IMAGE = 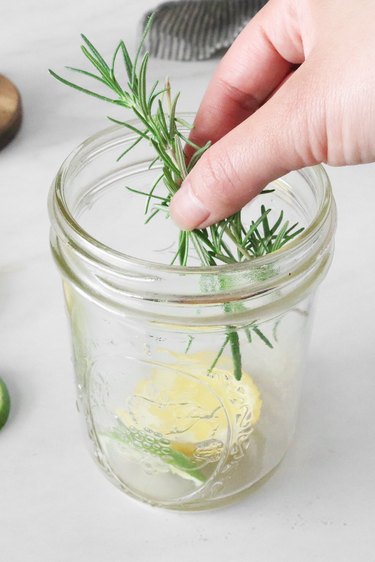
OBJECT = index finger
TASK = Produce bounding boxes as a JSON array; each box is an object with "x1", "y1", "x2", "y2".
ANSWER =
[{"x1": 189, "y1": 0, "x2": 305, "y2": 149}]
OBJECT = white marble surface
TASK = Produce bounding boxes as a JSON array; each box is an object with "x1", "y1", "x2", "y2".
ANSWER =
[{"x1": 1, "y1": 1, "x2": 375, "y2": 560}]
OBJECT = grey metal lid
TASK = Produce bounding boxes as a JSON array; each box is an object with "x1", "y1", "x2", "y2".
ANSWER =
[{"x1": 141, "y1": 0, "x2": 267, "y2": 61}]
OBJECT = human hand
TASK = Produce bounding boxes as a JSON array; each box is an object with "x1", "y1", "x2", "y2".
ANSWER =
[{"x1": 170, "y1": 0, "x2": 375, "y2": 230}]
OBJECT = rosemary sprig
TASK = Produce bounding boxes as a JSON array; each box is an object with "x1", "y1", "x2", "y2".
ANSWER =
[{"x1": 49, "y1": 15, "x2": 304, "y2": 381}]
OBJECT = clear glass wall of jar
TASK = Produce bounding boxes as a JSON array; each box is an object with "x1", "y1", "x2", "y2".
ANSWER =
[{"x1": 49, "y1": 120, "x2": 336, "y2": 510}]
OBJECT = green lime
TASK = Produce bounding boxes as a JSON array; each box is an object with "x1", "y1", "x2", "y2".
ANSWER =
[{"x1": 0, "y1": 378, "x2": 11, "y2": 430}]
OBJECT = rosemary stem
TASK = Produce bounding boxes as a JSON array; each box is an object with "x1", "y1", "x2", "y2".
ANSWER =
[
  {"x1": 190, "y1": 232, "x2": 211, "y2": 266},
  {"x1": 223, "y1": 226, "x2": 253, "y2": 261},
  {"x1": 228, "y1": 329, "x2": 242, "y2": 381}
]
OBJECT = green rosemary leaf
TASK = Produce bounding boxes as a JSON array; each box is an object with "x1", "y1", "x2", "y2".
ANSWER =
[
  {"x1": 156, "y1": 99, "x2": 170, "y2": 141},
  {"x1": 209, "y1": 225, "x2": 219, "y2": 252},
  {"x1": 116, "y1": 135, "x2": 144, "y2": 161},
  {"x1": 111, "y1": 41, "x2": 133, "y2": 98},
  {"x1": 233, "y1": 212, "x2": 243, "y2": 239},
  {"x1": 285, "y1": 226, "x2": 305, "y2": 241},
  {"x1": 252, "y1": 226, "x2": 270, "y2": 255},
  {"x1": 285, "y1": 223, "x2": 305, "y2": 239},
  {"x1": 131, "y1": 105, "x2": 155, "y2": 131},
  {"x1": 65, "y1": 66, "x2": 108, "y2": 85},
  {"x1": 148, "y1": 88, "x2": 168, "y2": 112},
  {"x1": 240, "y1": 220, "x2": 247, "y2": 236},
  {"x1": 175, "y1": 117, "x2": 194, "y2": 129},
  {"x1": 80, "y1": 39, "x2": 124, "y2": 100},
  {"x1": 162, "y1": 166, "x2": 179, "y2": 194},
  {"x1": 190, "y1": 232, "x2": 214, "y2": 266},
  {"x1": 173, "y1": 136, "x2": 188, "y2": 177},
  {"x1": 148, "y1": 156, "x2": 160, "y2": 170},
  {"x1": 147, "y1": 80, "x2": 162, "y2": 112},
  {"x1": 145, "y1": 174, "x2": 164, "y2": 214},
  {"x1": 176, "y1": 131, "x2": 201, "y2": 150},
  {"x1": 242, "y1": 208, "x2": 272, "y2": 246},
  {"x1": 284, "y1": 222, "x2": 299, "y2": 236},
  {"x1": 187, "y1": 141, "x2": 211, "y2": 172},
  {"x1": 184, "y1": 335, "x2": 194, "y2": 354},
  {"x1": 211, "y1": 253, "x2": 236, "y2": 265},
  {"x1": 252, "y1": 326, "x2": 273, "y2": 348},
  {"x1": 150, "y1": 140, "x2": 181, "y2": 179},
  {"x1": 111, "y1": 41, "x2": 123, "y2": 75},
  {"x1": 269, "y1": 210, "x2": 284, "y2": 236},
  {"x1": 192, "y1": 228, "x2": 216, "y2": 253},
  {"x1": 171, "y1": 234, "x2": 183, "y2": 265},
  {"x1": 81, "y1": 45, "x2": 109, "y2": 80},
  {"x1": 132, "y1": 13, "x2": 154, "y2": 84},
  {"x1": 260, "y1": 204, "x2": 271, "y2": 239},
  {"x1": 155, "y1": 108, "x2": 169, "y2": 145},
  {"x1": 48, "y1": 70, "x2": 119, "y2": 104},
  {"x1": 180, "y1": 231, "x2": 189, "y2": 266},
  {"x1": 169, "y1": 93, "x2": 180, "y2": 137},
  {"x1": 125, "y1": 186, "x2": 166, "y2": 201},
  {"x1": 138, "y1": 52, "x2": 150, "y2": 114},
  {"x1": 119, "y1": 41, "x2": 133, "y2": 81},
  {"x1": 152, "y1": 203, "x2": 169, "y2": 214},
  {"x1": 245, "y1": 327, "x2": 252, "y2": 343},
  {"x1": 148, "y1": 79, "x2": 159, "y2": 100},
  {"x1": 219, "y1": 239, "x2": 236, "y2": 260},
  {"x1": 217, "y1": 221, "x2": 228, "y2": 249},
  {"x1": 144, "y1": 208, "x2": 160, "y2": 224},
  {"x1": 272, "y1": 221, "x2": 290, "y2": 251},
  {"x1": 208, "y1": 335, "x2": 230, "y2": 374},
  {"x1": 223, "y1": 225, "x2": 253, "y2": 261},
  {"x1": 81, "y1": 34, "x2": 110, "y2": 73},
  {"x1": 107, "y1": 116, "x2": 149, "y2": 138}
]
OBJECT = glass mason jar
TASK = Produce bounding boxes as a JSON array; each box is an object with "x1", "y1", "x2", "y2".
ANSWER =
[{"x1": 49, "y1": 119, "x2": 336, "y2": 510}]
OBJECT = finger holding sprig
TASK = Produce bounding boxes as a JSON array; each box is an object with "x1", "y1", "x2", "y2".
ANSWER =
[{"x1": 172, "y1": 0, "x2": 375, "y2": 230}]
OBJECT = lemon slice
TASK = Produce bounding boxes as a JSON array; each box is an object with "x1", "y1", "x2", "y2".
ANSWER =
[
  {"x1": 0, "y1": 378, "x2": 11, "y2": 430},
  {"x1": 117, "y1": 351, "x2": 262, "y2": 461}
]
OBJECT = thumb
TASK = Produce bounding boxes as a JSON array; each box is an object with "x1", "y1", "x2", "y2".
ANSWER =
[{"x1": 170, "y1": 65, "x2": 324, "y2": 230}]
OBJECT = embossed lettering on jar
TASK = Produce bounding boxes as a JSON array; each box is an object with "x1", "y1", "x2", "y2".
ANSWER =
[{"x1": 49, "y1": 120, "x2": 336, "y2": 510}]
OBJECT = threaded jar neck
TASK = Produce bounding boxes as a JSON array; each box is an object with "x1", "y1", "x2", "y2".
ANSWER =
[{"x1": 49, "y1": 121, "x2": 336, "y2": 324}]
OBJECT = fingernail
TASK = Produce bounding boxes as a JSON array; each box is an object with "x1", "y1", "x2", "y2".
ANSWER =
[{"x1": 170, "y1": 182, "x2": 210, "y2": 230}]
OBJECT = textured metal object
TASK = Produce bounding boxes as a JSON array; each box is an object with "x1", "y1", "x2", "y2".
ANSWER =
[{"x1": 141, "y1": 0, "x2": 267, "y2": 61}]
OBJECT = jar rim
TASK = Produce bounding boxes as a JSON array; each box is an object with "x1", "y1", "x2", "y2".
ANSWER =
[{"x1": 50, "y1": 120, "x2": 334, "y2": 277}]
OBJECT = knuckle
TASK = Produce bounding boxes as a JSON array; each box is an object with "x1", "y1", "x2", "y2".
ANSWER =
[{"x1": 216, "y1": 76, "x2": 261, "y2": 114}]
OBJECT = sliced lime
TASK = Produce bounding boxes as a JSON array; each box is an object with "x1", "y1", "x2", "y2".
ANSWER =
[
  {"x1": 107, "y1": 422, "x2": 206, "y2": 484},
  {"x1": 0, "y1": 378, "x2": 11, "y2": 430}
]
